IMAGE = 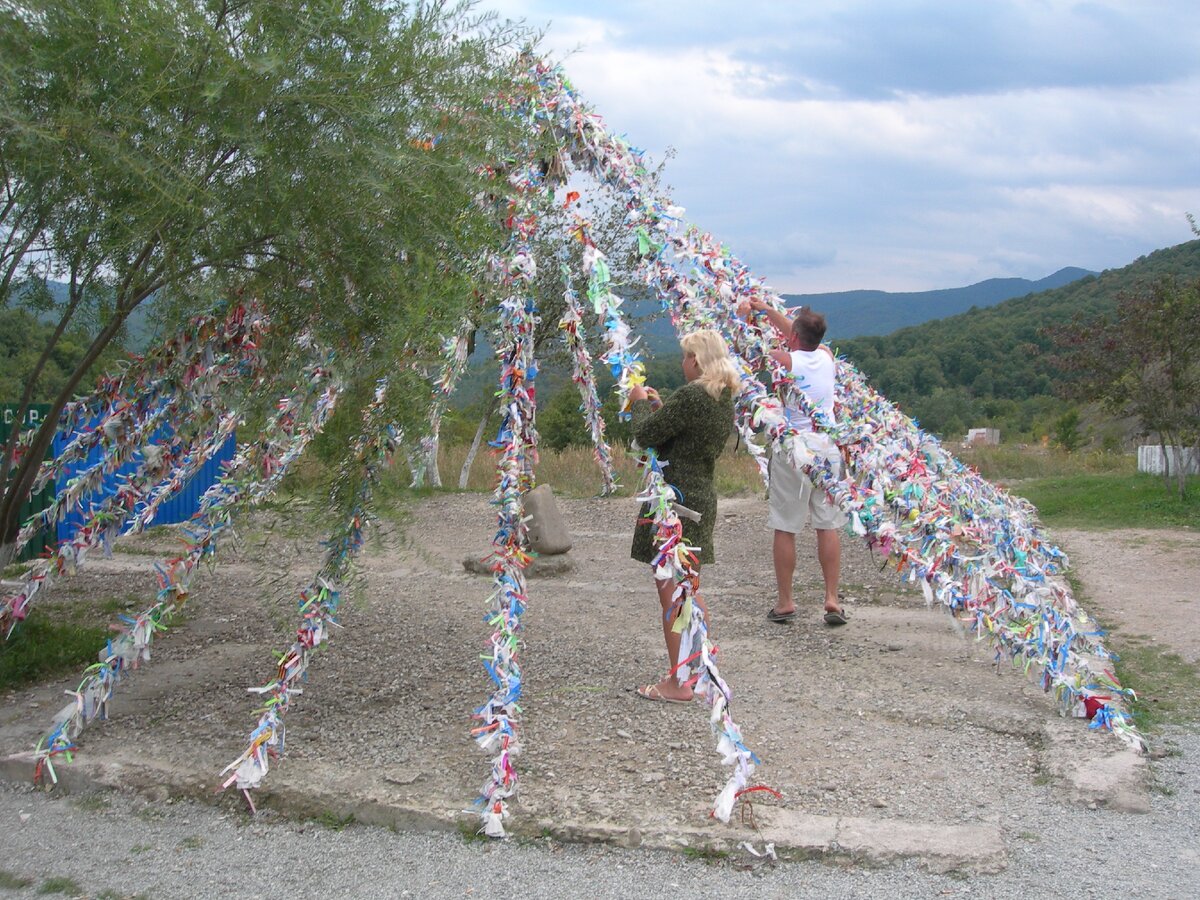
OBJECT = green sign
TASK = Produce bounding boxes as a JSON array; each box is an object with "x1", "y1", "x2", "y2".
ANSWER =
[{"x1": 0, "y1": 403, "x2": 54, "y2": 562}]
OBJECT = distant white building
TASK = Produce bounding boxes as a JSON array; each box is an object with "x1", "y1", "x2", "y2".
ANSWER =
[
  {"x1": 964, "y1": 427, "x2": 1000, "y2": 447},
  {"x1": 1138, "y1": 445, "x2": 1200, "y2": 476}
]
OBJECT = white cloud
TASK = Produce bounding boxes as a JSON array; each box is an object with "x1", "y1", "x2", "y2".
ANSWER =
[{"x1": 486, "y1": 1, "x2": 1200, "y2": 291}]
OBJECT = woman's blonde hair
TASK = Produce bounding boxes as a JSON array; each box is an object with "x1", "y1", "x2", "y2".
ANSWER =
[{"x1": 681, "y1": 329, "x2": 740, "y2": 399}]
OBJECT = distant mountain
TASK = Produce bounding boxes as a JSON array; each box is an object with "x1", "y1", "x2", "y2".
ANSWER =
[
  {"x1": 836, "y1": 239, "x2": 1200, "y2": 438},
  {"x1": 18, "y1": 280, "x2": 159, "y2": 352},
  {"x1": 782, "y1": 267, "x2": 1095, "y2": 340}
]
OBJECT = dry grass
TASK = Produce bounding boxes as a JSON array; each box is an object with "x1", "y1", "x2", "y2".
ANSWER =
[
  {"x1": 284, "y1": 439, "x2": 1139, "y2": 507},
  {"x1": 436, "y1": 440, "x2": 766, "y2": 499},
  {"x1": 958, "y1": 445, "x2": 1135, "y2": 481}
]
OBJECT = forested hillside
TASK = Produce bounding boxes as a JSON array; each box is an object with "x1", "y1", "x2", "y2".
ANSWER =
[
  {"x1": 784, "y1": 267, "x2": 1093, "y2": 339},
  {"x1": 837, "y1": 239, "x2": 1200, "y2": 439}
]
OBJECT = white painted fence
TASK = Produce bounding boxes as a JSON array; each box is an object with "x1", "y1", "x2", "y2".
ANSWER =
[{"x1": 1137, "y1": 445, "x2": 1200, "y2": 476}]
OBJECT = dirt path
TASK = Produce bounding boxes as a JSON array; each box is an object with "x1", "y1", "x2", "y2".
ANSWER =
[
  {"x1": 0, "y1": 492, "x2": 1174, "y2": 868},
  {"x1": 1051, "y1": 527, "x2": 1200, "y2": 664}
]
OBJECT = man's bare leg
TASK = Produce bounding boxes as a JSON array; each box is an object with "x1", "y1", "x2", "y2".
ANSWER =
[
  {"x1": 816, "y1": 527, "x2": 842, "y2": 614},
  {"x1": 771, "y1": 529, "x2": 797, "y2": 616}
]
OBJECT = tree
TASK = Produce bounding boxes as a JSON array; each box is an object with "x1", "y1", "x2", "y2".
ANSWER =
[
  {"x1": 0, "y1": 0, "x2": 532, "y2": 562},
  {"x1": 1052, "y1": 408, "x2": 1084, "y2": 452},
  {"x1": 1051, "y1": 277, "x2": 1200, "y2": 498}
]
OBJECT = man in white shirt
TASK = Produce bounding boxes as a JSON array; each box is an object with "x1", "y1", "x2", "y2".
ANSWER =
[{"x1": 741, "y1": 299, "x2": 848, "y2": 626}]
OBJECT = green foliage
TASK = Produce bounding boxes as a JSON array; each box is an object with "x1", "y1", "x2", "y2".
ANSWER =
[
  {"x1": 0, "y1": 610, "x2": 108, "y2": 690},
  {"x1": 1110, "y1": 638, "x2": 1200, "y2": 731},
  {"x1": 536, "y1": 377, "x2": 635, "y2": 451},
  {"x1": 1016, "y1": 473, "x2": 1200, "y2": 529},
  {"x1": 0, "y1": 0, "x2": 535, "y2": 547},
  {"x1": 0, "y1": 870, "x2": 34, "y2": 890},
  {"x1": 36, "y1": 877, "x2": 85, "y2": 896},
  {"x1": 1050, "y1": 276, "x2": 1200, "y2": 499},
  {"x1": 1052, "y1": 409, "x2": 1084, "y2": 452},
  {"x1": 836, "y1": 240, "x2": 1200, "y2": 439},
  {"x1": 0, "y1": 308, "x2": 124, "y2": 403}
]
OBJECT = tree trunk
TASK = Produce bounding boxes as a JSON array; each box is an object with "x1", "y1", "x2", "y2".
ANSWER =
[
  {"x1": 1158, "y1": 437, "x2": 1171, "y2": 493},
  {"x1": 410, "y1": 435, "x2": 442, "y2": 489},
  {"x1": 0, "y1": 273, "x2": 87, "y2": 484},
  {"x1": 427, "y1": 433, "x2": 442, "y2": 488},
  {"x1": 459, "y1": 397, "x2": 498, "y2": 490},
  {"x1": 0, "y1": 309, "x2": 131, "y2": 546},
  {"x1": 1171, "y1": 443, "x2": 1188, "y2": 500}
]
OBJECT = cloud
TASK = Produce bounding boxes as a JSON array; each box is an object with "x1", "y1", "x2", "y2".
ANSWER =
[
  {"x1": 502, "y1": 1, "x2": 1200, "y2": 98},
  {"x1": 486, "y1": 1, "x2": 1200, "y2": 291}
]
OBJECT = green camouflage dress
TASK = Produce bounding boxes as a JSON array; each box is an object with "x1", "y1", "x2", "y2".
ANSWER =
[{"x1": 629, "y1": 381, "x2": 734, "y2": 566}]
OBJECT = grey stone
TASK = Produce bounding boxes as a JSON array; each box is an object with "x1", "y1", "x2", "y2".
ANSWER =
[
  {"x1": 524, "y1": 484, "x2": 573, "y2": 555},
  {"x1": 461, "y1": 553, "x2": 575, "y2": 578}
]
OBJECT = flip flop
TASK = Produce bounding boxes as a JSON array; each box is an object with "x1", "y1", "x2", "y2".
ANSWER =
[
  {"x1": 635, "y1": 684, "x2": 692, "y2": 704},
  {"x1": 766, "y1": 608, "x2": 796, "y2": 624},
  {"x1": 823, "y1": 609, "x2": 848, "y2": 626}
]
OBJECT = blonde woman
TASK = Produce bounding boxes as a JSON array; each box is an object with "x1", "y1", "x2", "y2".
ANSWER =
[{"x1": 627, "y1": 329, "x2": 740, "y2": 703}]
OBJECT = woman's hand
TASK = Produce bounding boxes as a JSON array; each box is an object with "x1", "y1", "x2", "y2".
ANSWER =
[{"x1": 629, "y1": 385, "x2": 662, "y2": 410}]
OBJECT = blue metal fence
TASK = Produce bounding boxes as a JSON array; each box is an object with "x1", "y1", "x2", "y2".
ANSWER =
[{"x1": 52, "y1": 427, "x2": 236, "y2": 543}]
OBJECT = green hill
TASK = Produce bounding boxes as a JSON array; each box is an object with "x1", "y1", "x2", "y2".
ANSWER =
[
  {"x1": 784, "y1": 267, "x2": 1094, "y2": 339},
  {"x1": 836, "y1": 239, "x2": 1200, "y2": 439}
]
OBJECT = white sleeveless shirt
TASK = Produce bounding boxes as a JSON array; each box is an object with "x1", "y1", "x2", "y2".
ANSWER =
[{"x1": 784, "y1": 347, "x2": 837, "y2": 434}]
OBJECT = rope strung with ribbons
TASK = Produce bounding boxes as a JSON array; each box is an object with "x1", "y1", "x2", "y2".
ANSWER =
[
  {"x1": 29, "y1": 345, "x2": 340, "y2": 785},
  {"x1": 219, "y1": 376, "x2": 394, "y2": 810},
  {"x1": 526, "y1": 58, "x2": 1144, "y2": 753}
]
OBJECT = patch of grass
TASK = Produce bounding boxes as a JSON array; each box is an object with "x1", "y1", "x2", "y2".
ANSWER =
[
  {"x1": 456, "y1": 819, "x2": 489, "y2": 844},
  {"x1": 129, "y1": 844, "x2": 154, "y2": 855},
  {"x1": 273, "y1": 432, "x2": 765, "y2": 510},
  {"x1": 0, "y1": 611, "x2": 108, "y2": 691},
  {"x1": 311, "y1": 810, "x2": 355, "y2": 831},
  {"x1": 0, "y1": 869, "x2": 34, "y2": 889},
  {"x1": 178, "y1": 835, "x2": 204, "y2": 850},
  {"x1": 1014, "y1": 473, "x2": 1199, "y2": 529},
  {"x1": 406, "y1": 439, "x2": 765, "y2": 500},
  {"x1": 37, "y1": 876, "x2": 85, "y2": 895},
  {"x1": 97, "y1": 594, "x2": 139, "y2": 616},
  {"x1": 682, "y1": 845, "x2": 730, "y2": 864},
  {"x1": 1110, "y1": 637, "x2": 1200, "y2": 731},
  {"x1": 1068, "y1": 571, "x2": 1200, "y2": 732},
  {"x1": 70, "y1": 793, "x2": 111, "y2": 812}
]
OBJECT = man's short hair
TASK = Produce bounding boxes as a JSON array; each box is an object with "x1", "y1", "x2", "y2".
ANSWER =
[{"x1": 791, "y1": 307, "x2": 827, "y2": 350}]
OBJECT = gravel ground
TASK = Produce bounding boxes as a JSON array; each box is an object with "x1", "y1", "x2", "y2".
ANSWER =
[
  {"x1": 0, "y1": 725, "x2": 1197, "y2": 899},
  {"x1": 1, "y1": 492, "x2": 1197, "y2": 896}
]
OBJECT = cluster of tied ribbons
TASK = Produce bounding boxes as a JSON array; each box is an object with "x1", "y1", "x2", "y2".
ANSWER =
[
  {"x1": 4, "y1": 52, "x2": 1143, "y2": 837},
  {"x1": 0, "y1": 302, "x2": 345, "y2": 785},
  {"x1": 466, "y1": 67, "x2": 769, "y2": 839},
  {"x1": 523, "y1": 58, "x2": 1143, "y2": 755}
]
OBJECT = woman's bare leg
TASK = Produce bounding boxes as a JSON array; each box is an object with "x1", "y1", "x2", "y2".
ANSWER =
[{"x1": 640, "y1": 574, "x2": 707, "y2": 702}]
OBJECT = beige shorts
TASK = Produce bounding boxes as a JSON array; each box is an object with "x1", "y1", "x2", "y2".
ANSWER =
[{"x1": 767, "y1": 452, "x2": 848, "y2": 533}]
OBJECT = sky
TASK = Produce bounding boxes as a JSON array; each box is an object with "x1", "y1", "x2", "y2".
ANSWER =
[{"x1": 488, "y1": 0, "x2": 1200, "y2": 293}]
